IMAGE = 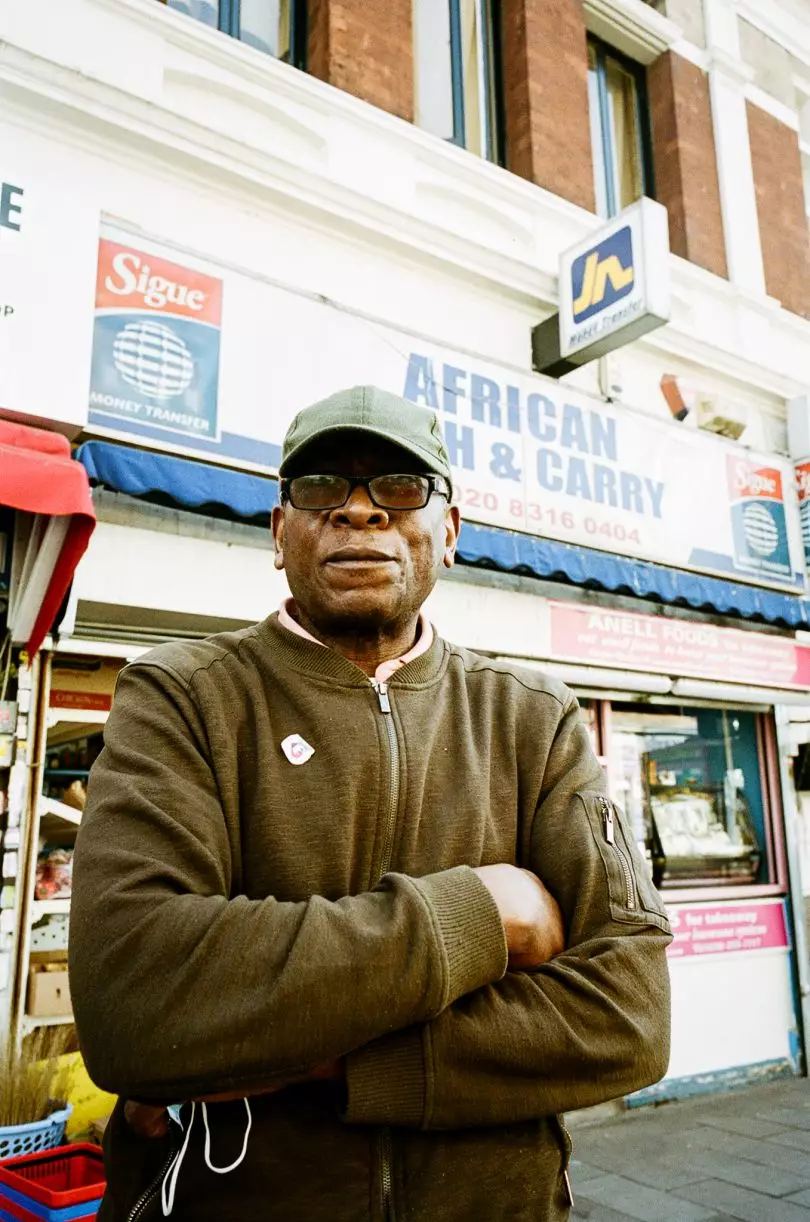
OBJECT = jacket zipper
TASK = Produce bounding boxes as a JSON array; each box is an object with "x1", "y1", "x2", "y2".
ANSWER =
[
  {"x1": 371, "y1": 680, "x2": 399, "y2": 883},
  {"x1": 600, "y1": 796, "x2": 637, "y2": 910},
  {"x1": 126, "y1": 1146, "x2": 179, "y2": 1222},
  {"x1": 371, "y1": 678, "x2": 399, "y2": 1222}
]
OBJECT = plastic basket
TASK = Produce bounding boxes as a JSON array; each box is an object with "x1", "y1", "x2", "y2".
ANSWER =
[
  {"x1": 0, "y1": 1190, "x2": 99, "y2": 1222},
  {"x1": 0, "y1": 1146, "x2": 104, "y2": 1209},
  {"x1": 0, "y1": 1111, "x2": 72, "y2": 1162}
]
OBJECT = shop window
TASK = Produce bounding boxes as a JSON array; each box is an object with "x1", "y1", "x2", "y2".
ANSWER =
[
  {"x1": 610, "y1": 703, "x2": 770, "y2": 889},
  {"x1": 412, "y1": 0, "x2": 503, "y2": 163},
  {"x1": 164, "y1": 0, "x2": 307, "y2": 65},
  {"x1": 587, "y1": 37, "x2": 654, "y2": 218}
]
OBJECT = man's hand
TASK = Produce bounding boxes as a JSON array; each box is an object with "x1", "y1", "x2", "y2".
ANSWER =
[{"x1": 473, "y1": 865, "x2": 565, "y2": 969}]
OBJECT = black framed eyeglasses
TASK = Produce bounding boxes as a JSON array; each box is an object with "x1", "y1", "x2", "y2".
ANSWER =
[{"x1": 280, "y1": 473, "x2": 451, "y2": 511}]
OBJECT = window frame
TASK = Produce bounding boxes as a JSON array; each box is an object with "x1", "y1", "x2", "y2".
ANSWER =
[
  {"x1": 416, "y1": 0, "x2": 504, "y2": 165},
  {"x1": 596, "y1": 696, "x2": 788, "y2": 902},
  {"x1": 587, "y1": 34, "x2": 655, "y2": 218},
  {"x1": 174, "y1": 0, "x2": 308, "y2": 68}
]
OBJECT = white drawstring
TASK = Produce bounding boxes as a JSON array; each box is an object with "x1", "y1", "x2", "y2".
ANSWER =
[
  {"x1": 161, "y1": 1101, "x2": 195, "y2": 1217},
  {"x1": 161, "y1": 1099, "x2": 253, "y2": 1216},
  {"x1": 203, "y1": 1099, "x2": 252, "y2": 1174}
]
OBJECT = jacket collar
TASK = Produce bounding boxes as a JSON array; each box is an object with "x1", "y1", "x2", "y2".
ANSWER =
[{"x1": 257, "y1": 612, "x2": 447, "y2": 688}]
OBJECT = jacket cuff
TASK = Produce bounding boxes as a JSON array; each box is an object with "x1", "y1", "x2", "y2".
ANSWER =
[
  {"x1": 343, "y1": 1026, "x2": 426, "y2": 1126},
  {"x1": 411, "y1": 865, "x2": 508, "y2": 1009}
]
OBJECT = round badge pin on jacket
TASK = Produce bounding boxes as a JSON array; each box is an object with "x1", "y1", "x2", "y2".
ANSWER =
[{"x1": 281, "y1": 734, "x2": 315, "y2": 765}]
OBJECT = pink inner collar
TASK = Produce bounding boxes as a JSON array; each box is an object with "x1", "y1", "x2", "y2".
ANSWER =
[{"x1": 278, "y1": 599, "x2": 434, "y2": 683}]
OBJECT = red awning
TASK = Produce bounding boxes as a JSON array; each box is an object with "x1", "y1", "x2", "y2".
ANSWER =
[{"x1": 0, "y1": 419, "x2": 96, "y2": 656}]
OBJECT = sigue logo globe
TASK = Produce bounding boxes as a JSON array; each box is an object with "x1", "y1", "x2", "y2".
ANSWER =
[
  {"x1": 113, "y1": 320, "x2": 195, "y2": 400},
  {"x1": 742, "y1": 502, "x2": 779, "y2": 557}
]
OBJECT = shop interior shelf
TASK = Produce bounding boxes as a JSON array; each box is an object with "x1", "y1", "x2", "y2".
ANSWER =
[
  {"x1": 47, "y1": 708, "x2": 109, "y2": 726},
  {"x1": 21, "y1": 1013, "x2": 74, "y2": 1036},
  {"x1": 43, "y1": 769, "x2": 91, "y2": 779},
  {"x1": 37, "y1": 798, "x2": 82, "y2": 827},
  {"x1": 31, "y1": 898, "x2": 71, "y2": 918}
]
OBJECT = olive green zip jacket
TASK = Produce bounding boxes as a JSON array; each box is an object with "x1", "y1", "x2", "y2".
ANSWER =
[{"x1": 69, "y1": 614, "x2": 672, "y2": 1222}]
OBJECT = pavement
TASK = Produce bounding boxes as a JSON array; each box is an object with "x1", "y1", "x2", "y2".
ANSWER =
[{"x1": 567, "y1": 1076, "x2": 810, "y2": 1221}]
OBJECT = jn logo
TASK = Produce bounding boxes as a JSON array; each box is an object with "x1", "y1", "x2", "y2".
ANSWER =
[{"x1": 572, "y1": 226, "x2": 635, "y2": 323}]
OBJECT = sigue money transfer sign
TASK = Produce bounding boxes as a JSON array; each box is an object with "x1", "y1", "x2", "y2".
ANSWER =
[
  {"x1": 85, "y1": 230, "x2": 805, "y2": 593},
  {"x1": 89, "y1": 227, "x2": 222, "y2": 443}
]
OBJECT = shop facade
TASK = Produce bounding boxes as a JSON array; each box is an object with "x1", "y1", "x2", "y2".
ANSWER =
[{"x1": 2, "y1": 0, "x2": 810, "y2": 1106}]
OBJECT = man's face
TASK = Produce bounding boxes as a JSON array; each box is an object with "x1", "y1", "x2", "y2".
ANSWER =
[{"x1": 272, "y1": 434, "x2": 460, "y2": 634}]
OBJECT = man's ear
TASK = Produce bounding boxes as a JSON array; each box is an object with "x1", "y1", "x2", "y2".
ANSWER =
[
  {"x1": 271, "y1": 505, "x2": 285, "y2": 571},
  {"x1": 443, "y1": 504, "x2": 461, "y2": 569}
]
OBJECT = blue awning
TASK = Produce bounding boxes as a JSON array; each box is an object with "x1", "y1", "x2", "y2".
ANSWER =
[
  {"x1": 456, "y1": 523, "x2": 810, "y2": 628},
  {"x1": 76, "y1": 440, "x2": 277, "y2": 522},
  {"x1": 76, "y1": 441, "x2": 810, "y2": 629}
]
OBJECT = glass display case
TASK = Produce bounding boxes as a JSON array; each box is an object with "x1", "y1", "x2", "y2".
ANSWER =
[{"x1": 610, "y1": 703, "x2": 766, "y2": 889}]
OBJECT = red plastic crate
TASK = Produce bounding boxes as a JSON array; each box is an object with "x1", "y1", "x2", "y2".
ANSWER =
[
  {"x1": 0, "y1": 1193, "x2": 98, "y2": 1222},
  {"x1": 0, "y1": 1147, "x2": 104, "y2": 1209}
]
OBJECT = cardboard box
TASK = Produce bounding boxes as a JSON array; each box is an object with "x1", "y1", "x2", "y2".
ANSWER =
[{"x1": 27, "y1": 966, "x2": 72, "y2": 1017}]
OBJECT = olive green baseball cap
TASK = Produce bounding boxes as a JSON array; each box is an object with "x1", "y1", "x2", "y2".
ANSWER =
[{"x1": 279, "y1": 386, "x2": 452, "y2": 488}]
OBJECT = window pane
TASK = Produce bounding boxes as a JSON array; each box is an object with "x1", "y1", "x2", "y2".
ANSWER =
[
  {"x1": 480, "y1": 0, "x2": 499, "y2": 162},
  {"x1": 610, "y1": 703, "x2": 768, "y2": 889},
  {"x1": 578, "y1": 699, "x2": 599, "y2": 757},
  {"x1": 605, "y1": 55, "x2": 644, "y2": 210},
  {"x1": 239, "y1": 0, "x2": 290, "y2": 58},
  {"x1": 166, "y1": 0, "x2": 218, "y2": 28},
  {"x1": 460, "y1": 0, "x2": 482, "y2": 156},
  {"x1": 587, "y1": 42, "x2": 610, "y2": 218},
  {"x1": 413, "y1": 0, "x2": 455, "y2": 141}
]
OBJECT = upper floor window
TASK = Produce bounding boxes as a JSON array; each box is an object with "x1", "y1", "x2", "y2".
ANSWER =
[
  {"x1": 165, "y1": 0, "x2": 306, "y2": 65},
  {"x1": 587, "y1": 36, "x2": 654, "y2": 218},
  {"x1": 413, "y1": 0, "x2": 502, "y2": 163}
]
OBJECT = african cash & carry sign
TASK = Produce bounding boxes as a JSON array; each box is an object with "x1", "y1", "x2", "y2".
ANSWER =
[{"x1": 84, "y1": 229, "x2": 804, "y2": 593}]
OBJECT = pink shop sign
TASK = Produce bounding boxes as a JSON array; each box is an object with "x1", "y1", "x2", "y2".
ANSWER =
[
  {"x1": 548, "y1": 601, "x2": 810, "y2": 689},
  {"x1": 666, "y1": 901, "x2": 789, "y2": 959}
]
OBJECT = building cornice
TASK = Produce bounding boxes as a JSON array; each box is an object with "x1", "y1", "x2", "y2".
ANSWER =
[
  {"x1": 737, "y1": 0, "x2": 810, "y2": 73},
  {"x1": 582, "y1": 0, "x2": 682, "y2": 64}
]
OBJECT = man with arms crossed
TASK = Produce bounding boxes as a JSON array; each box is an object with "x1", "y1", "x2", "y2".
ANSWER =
[{"x1": 70, "y1": 386, "x2": 672, "y2": 1222}]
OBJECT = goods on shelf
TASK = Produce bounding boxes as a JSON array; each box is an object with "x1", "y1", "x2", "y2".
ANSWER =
[
  {"x1": 26, "y1": 967, "x2": 71, "y2": 1019},
  {"x1": 34, "y1": 849, "x2": 72, "y2": 903},
  {"x1": 649, "y1": 786, "x2": 761, "y2": 886},
  {"x1": 30, "y1": 918, "x2": 69, "y2": 955}
]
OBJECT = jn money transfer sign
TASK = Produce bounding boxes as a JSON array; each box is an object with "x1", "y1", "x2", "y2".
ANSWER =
[
  {"x1": 89, "y1": 229, "x2": 222, "y2": 443},
  {"x1": 558, "y1": 198, "x2": 671, "y2": 363}
]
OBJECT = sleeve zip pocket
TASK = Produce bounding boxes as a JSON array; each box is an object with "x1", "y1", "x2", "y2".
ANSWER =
[
  {"x1": 578, "y1": 791, "x2": 671, "y2": 933},
  {"x1": 600, "y1": 796, "x2": 637, "y2": 911}
]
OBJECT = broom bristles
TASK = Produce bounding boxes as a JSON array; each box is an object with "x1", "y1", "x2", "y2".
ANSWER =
[{"x1": 0, "y1": 1027, "x2": 74, "y2": 1129}]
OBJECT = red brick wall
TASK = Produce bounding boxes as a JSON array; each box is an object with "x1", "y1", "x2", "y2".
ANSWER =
[
  {"x1": 307, "y1": 0, "x2": 413, "y2": 123},
  {"x1": 748, "y1": 102, "x2": 810, "y2": 319},
  {"x1": 500, "y1": 0, "x2": 595, "y2": 211},
  {"x1": 648, "y1": 52, "x2": 727, "y2": 278}
]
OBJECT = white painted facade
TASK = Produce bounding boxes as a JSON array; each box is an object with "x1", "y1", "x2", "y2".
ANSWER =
[{"x1": 3, "y1": 0, "x2": 810, "y2": 1093}]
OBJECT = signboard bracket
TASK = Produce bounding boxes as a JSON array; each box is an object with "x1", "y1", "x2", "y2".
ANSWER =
[{"x1": 531, "y1": 314, "x2": 578, "y2": 380}]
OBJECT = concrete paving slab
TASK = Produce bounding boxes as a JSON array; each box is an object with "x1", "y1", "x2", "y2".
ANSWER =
[
  {"x1": 569, "y1": 1159, "x2": 611, "y2": 1189},
  {"x1": 686, "y1": 1147, "x2": 810, "y2": 1197},
  {"x1": 766, "y1": 1129, "x2": 810, "y2": 1153},
  {"x1": 663, "y1": 1121, "x2": 810, "y2": 1175},
  {"x1": 569, "y1": 1079, "x2": 810, "y2": 1221},
  {"x1": 764, "y1": 1111, "x2": 810, "y2": 1132},
  {"x1": 577, "y1": 1174, "x2": 718, "y2": 1221},
  {"x1": 572, "y1": 1200, "x2": 638, "y2": 1222},
  {"x1": 696, "y1": 1116, "x2": 791, "y2": 1139},
  {"x1": 674, "y1": 1179, "x2": 810, "y2": 1221}
]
